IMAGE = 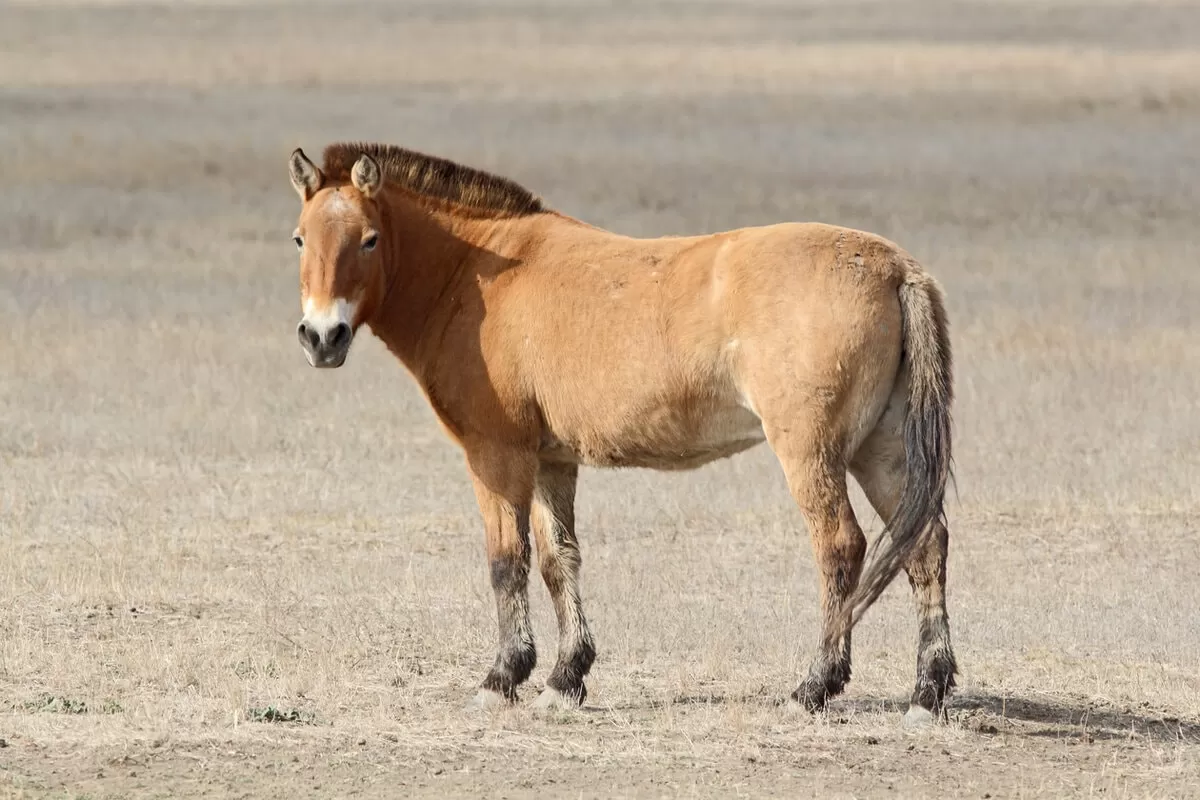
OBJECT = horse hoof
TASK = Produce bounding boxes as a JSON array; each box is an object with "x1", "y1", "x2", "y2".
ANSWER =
[
  {"x1": 903, "y1": 704, "x2": 936, "y2": 729},
  {"x1": 531, "y1": 686, "x2": 583, "y2": 713},
  {"x1": 790, "y1": 682, "x2": 831, "y2": 713},
  {"x1": 465, "y1": 688, "x2": 510, "y2": 712}
]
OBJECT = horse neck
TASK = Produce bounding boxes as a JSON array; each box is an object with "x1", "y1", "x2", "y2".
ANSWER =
[{"x1": 365, "y1": 191, "x2": 539, "y2": 371}]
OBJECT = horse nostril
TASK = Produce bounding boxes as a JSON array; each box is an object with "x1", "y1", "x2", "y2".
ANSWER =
[
  {"x1": 297, "y1": 322, "x2": 320, "y2": 350},
  {"x1": 327, "y1": 322, "x2": 351, "y2": 350}
]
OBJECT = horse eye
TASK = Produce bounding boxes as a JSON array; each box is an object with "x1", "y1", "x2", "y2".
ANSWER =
[
  {"x1": 293, "y1": 235, "x2": 304, "y2": 250},
  {"x1": 362, "y1": 233, "x2": 378, "y2": 252}
]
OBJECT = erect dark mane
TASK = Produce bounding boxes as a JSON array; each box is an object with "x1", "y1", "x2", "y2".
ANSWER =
[{"x1": 321, "y1": 142, "x2": 545, "y2": 216}]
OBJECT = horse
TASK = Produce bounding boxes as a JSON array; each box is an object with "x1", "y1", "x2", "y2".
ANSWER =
[{"x1": 286, "y1": 142, "x2": 956, "y2": 725}]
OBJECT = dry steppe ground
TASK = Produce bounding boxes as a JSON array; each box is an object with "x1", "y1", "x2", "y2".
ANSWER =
[{"x1": 2, "y1": 1, "x2": 1199, "y2": 797}]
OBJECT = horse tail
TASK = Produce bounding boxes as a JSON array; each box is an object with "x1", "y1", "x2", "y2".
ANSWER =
[{"x1": 829, "y1": 264, "x2": 953, "y2": 644}]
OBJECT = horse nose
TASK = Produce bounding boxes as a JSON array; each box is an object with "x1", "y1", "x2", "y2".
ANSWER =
[
  {"x1": 297, "y1": 321, "x2": 321, "y2": 351},
  {"x1": 297, "y1": 319, "x2": 352, "y2": 368},
  {"x1": 326, "y1": 322, "x2": 351, "y2": 351}
]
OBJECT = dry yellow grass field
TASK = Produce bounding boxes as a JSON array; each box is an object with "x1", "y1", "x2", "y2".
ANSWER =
[{"x1": 2, "y1": 1, "x2": 1199, "y2": 797}]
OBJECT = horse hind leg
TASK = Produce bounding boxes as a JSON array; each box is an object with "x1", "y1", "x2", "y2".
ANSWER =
[
  {"x1": 768, "y1": 422, "x2": 867, "y2": 711},
  {"x1": 851, "y1": 415, "x2": 958, "y2": 723}
]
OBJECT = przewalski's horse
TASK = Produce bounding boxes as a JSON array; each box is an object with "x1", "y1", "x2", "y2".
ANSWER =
[{"x1": 287, "y1": 143, "x2": 956, "y2": 724}]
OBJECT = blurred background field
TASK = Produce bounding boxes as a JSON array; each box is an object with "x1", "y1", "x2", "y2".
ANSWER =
[{"x1": 1, "y1": 1, "x2": 1198, "y2": 797}]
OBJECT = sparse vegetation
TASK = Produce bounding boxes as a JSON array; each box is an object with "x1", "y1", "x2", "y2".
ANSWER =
[
  {"x1": 18, "y1": 696, "x2": 124, "y2": 716},
  {"x1": 25, "y1": 696, "x2": 89, "y2": 715},
  {"x1": 245, "y1": 706, "x2": 318, "y2": 725}
]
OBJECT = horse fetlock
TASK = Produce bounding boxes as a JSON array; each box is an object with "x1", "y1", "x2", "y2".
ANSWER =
[
  {"x1": 911, "y1": 652, "x2": 957, "y2": 716},
  {"x1": 792, "y1": 661, "x2": 851, "y2": 712},
  {"x1": 909, "y1": 648, "x2": 956, "y2": 714},
  {"x1": 481, "y1": 670, "x2": 522, "y2": 701},
  {"x1": 792, "y1": 680, "x2": 835, "y2": 712},
  {"x1": 544, "y1": 635, "x2": 595, "y2": 698},
  {"x1": 482, "y1": 640, "x2": 537, "y2": 699}
]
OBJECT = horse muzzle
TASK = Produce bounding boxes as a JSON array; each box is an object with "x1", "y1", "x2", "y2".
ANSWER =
[{"x1": 297, "y1": 319, "x2": 352, "y2": 368}]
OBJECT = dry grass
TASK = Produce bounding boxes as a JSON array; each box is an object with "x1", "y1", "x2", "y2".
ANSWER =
[{"x1": 1, "y1": 1, "x2": 1199, "y2": 797}]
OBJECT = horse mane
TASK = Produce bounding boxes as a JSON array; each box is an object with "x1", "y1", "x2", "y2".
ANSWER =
[{"x1": 321, "y1": 142, "x2": 546, "y2": 216}]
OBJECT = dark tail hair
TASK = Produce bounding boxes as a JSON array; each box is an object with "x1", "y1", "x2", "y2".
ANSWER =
[{"x1": 827, "y1": 268, "x2": 953, "y2": 646}]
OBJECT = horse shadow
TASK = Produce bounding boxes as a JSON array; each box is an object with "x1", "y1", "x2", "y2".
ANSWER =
[
  {"x1": 829, "y1": 692, "x2": 1200, "y2": 743},
  {"x1": 637, "y1": 690, "x2": 1200, "y2": 744}
]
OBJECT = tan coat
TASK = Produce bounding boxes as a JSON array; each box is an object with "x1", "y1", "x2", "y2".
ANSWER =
[{"x1": 287, "y1": 143, "x2": 956, "y2": 720}]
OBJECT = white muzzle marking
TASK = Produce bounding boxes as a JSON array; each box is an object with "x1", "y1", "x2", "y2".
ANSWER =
[
  {"x1": 302, "y1": 297, "x2": 356, "y2": 334},
  {"x1": 299, "y1": 297, "x2": 357, "y2": 367}
]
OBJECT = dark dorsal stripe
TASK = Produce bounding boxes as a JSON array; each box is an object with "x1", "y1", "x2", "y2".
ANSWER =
[{"x1": 322, "y1": 142, "x2": 545, "y2": 216}]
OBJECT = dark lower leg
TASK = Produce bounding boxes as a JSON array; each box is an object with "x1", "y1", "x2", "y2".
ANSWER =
[
  {"x1": 793, "y1": 490, "x2": 866, "y2": 711},
  {"x1": 906, "y1": 522, "x2": 957, "y2": 715},
  {"x1": 794, "y1": 631, "x2": 852, "y2": 710},
  {"x1": 542, "y1": 571, "x2": 596, "y2": 702},
  {"x1": 533, "y1": 464, "x2": 595, "y2": 703},
  {"x1": 481, "y1": 547, "x2": 537, "y2": 699},
  {"x1": 468, "y1": 454, "x2": 539, "y2": 702}
]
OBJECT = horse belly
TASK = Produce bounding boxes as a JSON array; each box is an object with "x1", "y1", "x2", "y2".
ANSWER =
[{"x1": 541, "y1": 399, "x2": 767, "y2": 471}]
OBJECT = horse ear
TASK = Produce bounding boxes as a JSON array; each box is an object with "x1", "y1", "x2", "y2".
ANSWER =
[
  {"x1": 289, "y1": 148, "x2": 323, "y2": 200},
  {"x1": 351, "y1": 154, "x2": 383, "y2": 199}
]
